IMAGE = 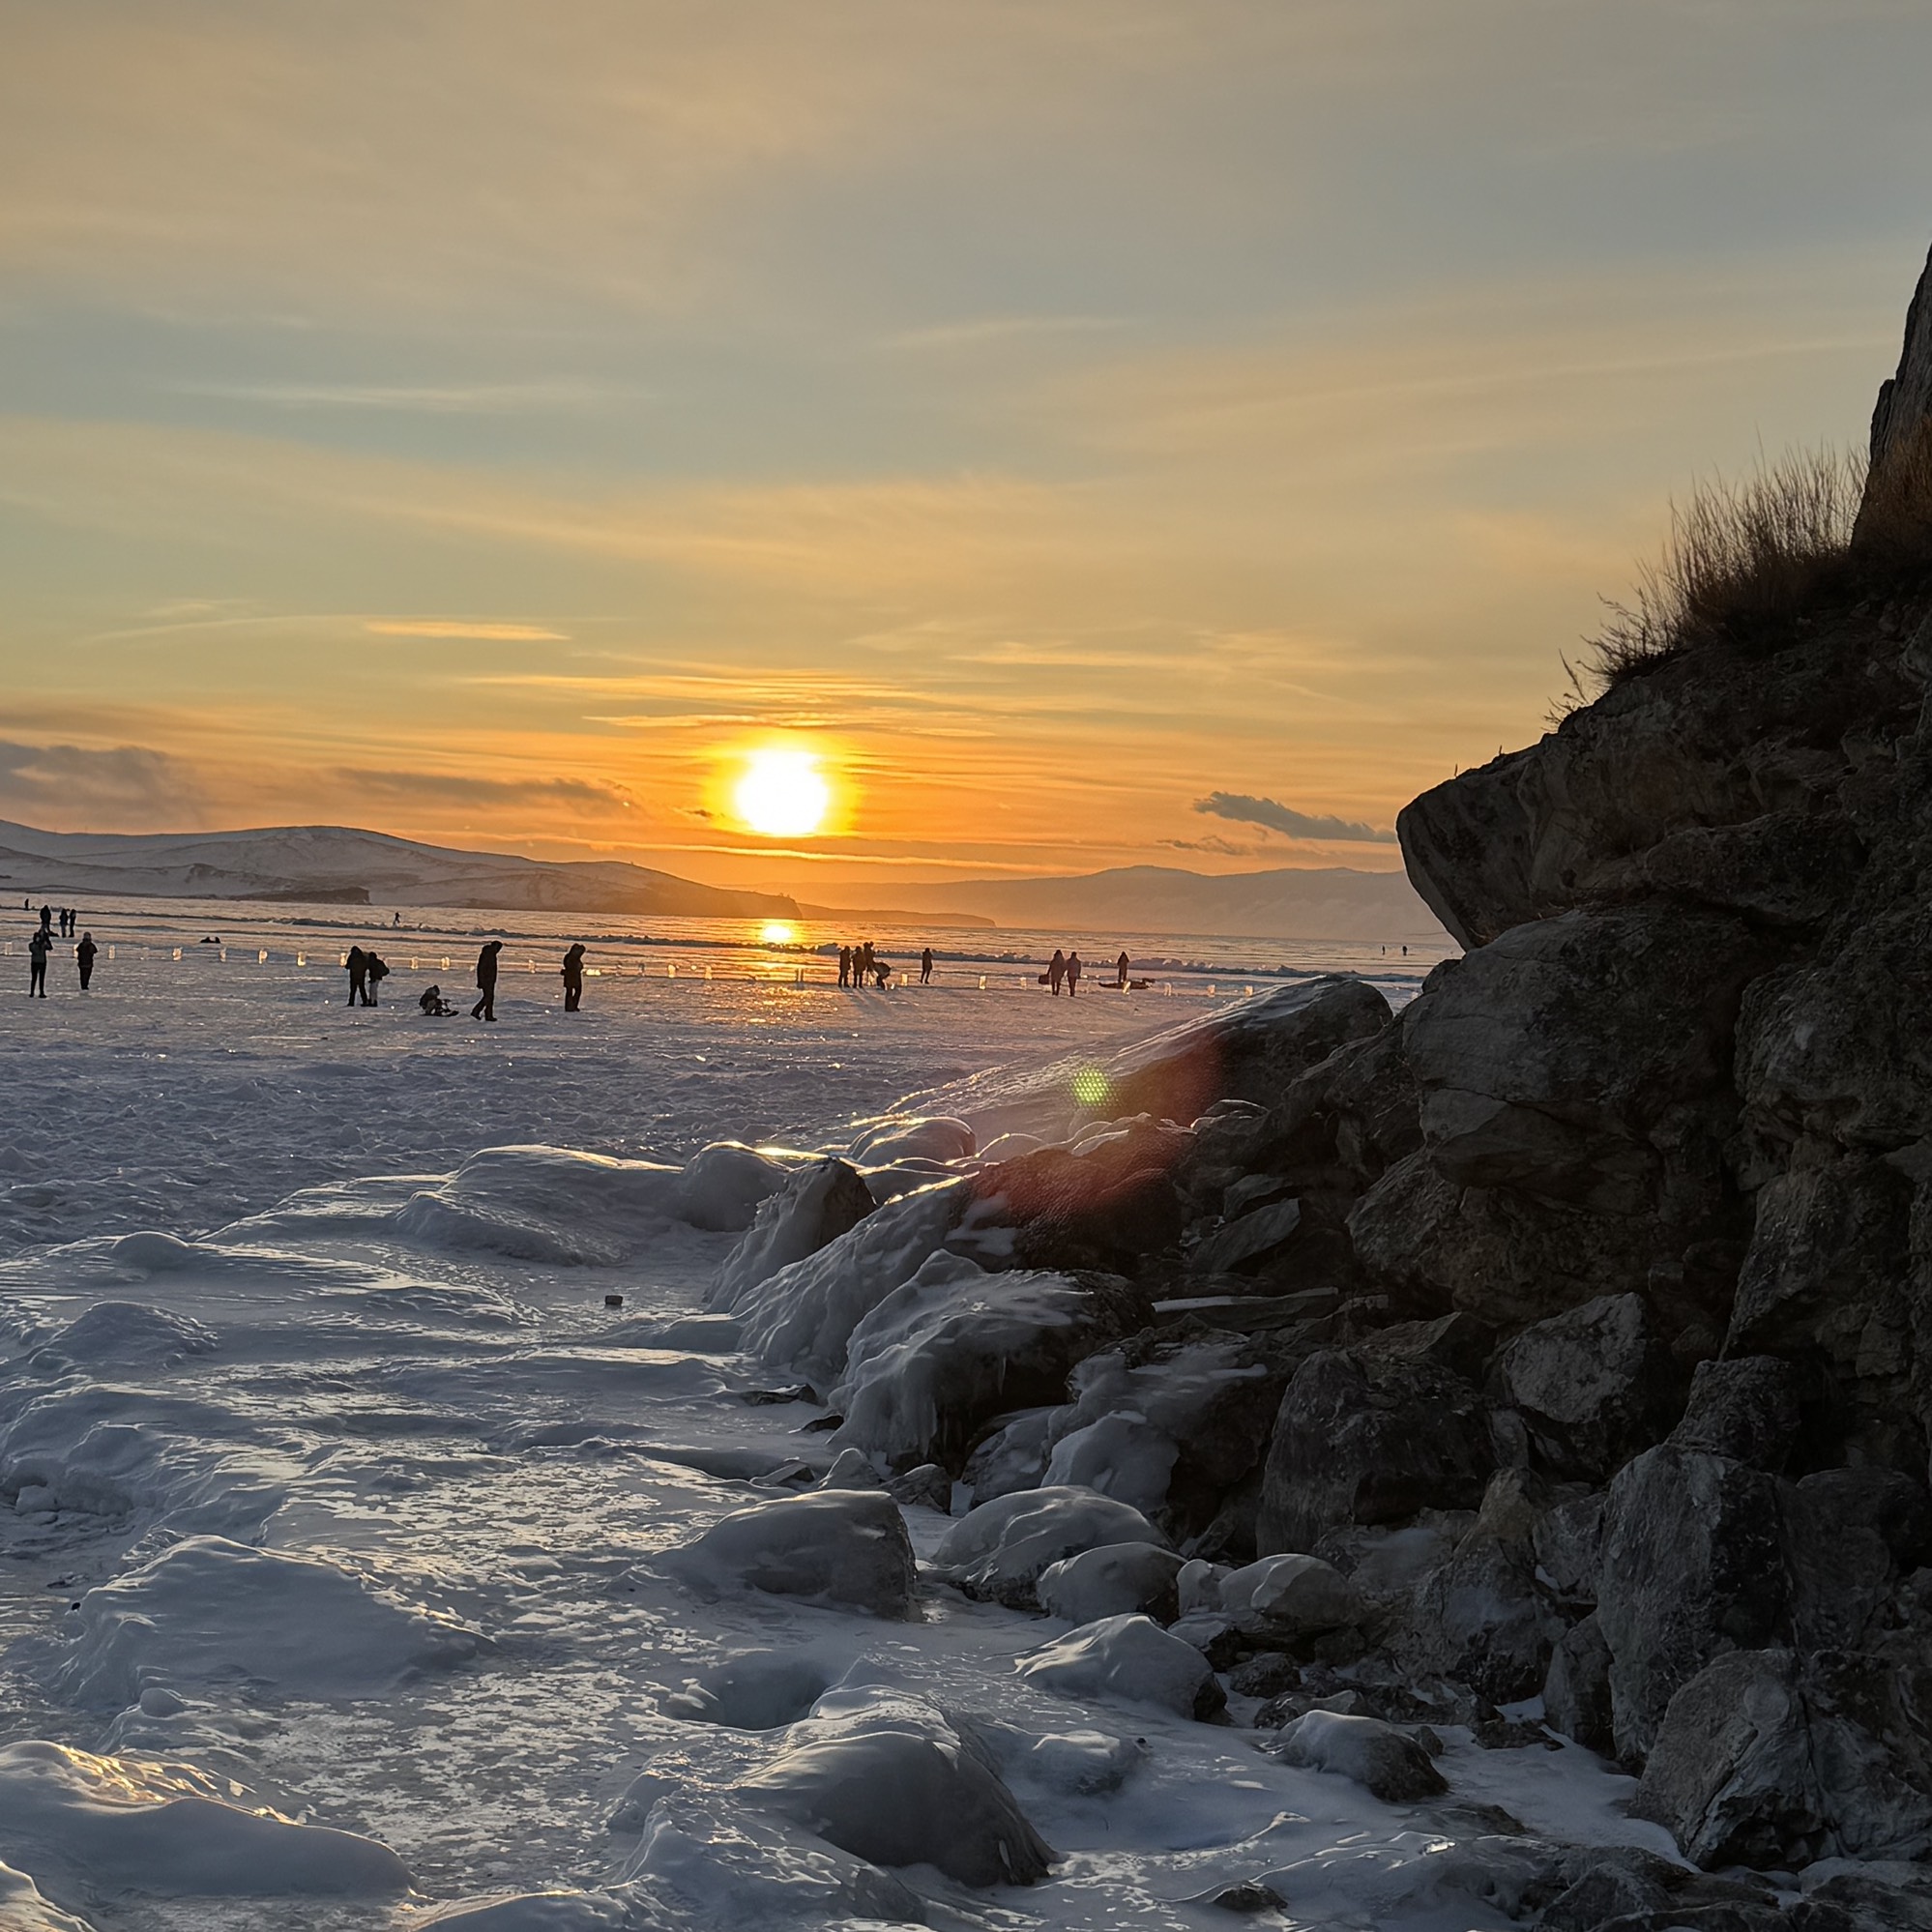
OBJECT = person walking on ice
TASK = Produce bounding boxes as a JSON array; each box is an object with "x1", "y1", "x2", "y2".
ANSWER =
[
  {"x1": 472, "y1": 939, "x2": 504, "y2": 1021},
  {"x1": 920, "y1": 946, "x2": 934, "y2": 983},
  {"x1": 1066, "y1": 951, "x2": 1082, "y2": 997},
  {"x1": 346, "y1": 946, "x2": 368, "y2": 1007},
  {"x1": 1047, "y1": 949, "x2": 1066, "y2": 995},
  {"x1": 561, "y1": 942, "x2": 586, "y2": 1011},
  {"x1": 27, "y1": 923, "x2": 50, "y2": 997},
  {"x1": 76, "y1": 931, "x2": 97, "y2": 991}
]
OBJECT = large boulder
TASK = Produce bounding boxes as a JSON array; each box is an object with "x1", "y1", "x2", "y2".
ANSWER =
[
  {"x1": 665, "y1": 1490, "x2": 918, "y2": 1620},
  {"x1": 728, "y1": 1180, "x2": 968, "y2": 1390},
  {"x1": 1040, "y1": 1331, "x2": 1287, "y2": 1537},
  {"x1": 961, "y1": 1130, "x2": 1192, "y2": 1274},
  {"x1": 1209, "y1": 1554, "x2": 1363, "y2": 1649},
  {"x1": 1266, "y1": 1711, "x2": 1447, "y2": 1802},
  {"x1": 1257, "y1": 1347, "x2": 1491, "y2": 1557},
  {"x1": 1016, "y1": 1613, "x2": 1224, "y2": 1719},
  {"x1": 1490, "y1": 1293, "x2": 1683, "y2": 1482},
  {"x1": 1543, "y1": 1613, "x2": 1615, "y2": 1756},
  {"x1": 928, "y1": 1487, "x2": 1169, "y2": 1610},
  {"x1": 1596, "y1": 1446, "x2": 1790, "y2": 1764},
  {"x1": 1036, "y1": 1543, "x2": 1186, "y2": 1625},
  {"x1": 1634, "y1": 1649, "x2": 1932, "y2": 1870},
  {"x1": 1670, "y1": 1355, "x2": 1806, "y2": 1470},
  {"x1": 1095, "y1": 977, "x2": 1393, "y2": 1124},
  {"x1": 712, "y1": 1158, "x2": 876, "y2": 1310},
  {"x1": 1403, "y1": 906, "x2": 1764, "y2": 1215},
  {"x1": 736, "y1": 1684, "x2": 1053, "y2": 1888},
  {"x1": 830, "y1": 1256, "x2": 1150, "y2": 1472}
]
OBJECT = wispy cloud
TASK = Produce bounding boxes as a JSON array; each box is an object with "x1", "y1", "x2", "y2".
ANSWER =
[
  {"x1": 366, "y1": 619, "x2": 570, "y2": 642},
  {"x1": 173, "y1": 379, "x2": 643, "y2": 414},
  {"x1": 1193, "y1": 791, "x2": 1394, "y2": 843},
  {"x1": 331, "y1": 768, "x2": 633, "y2": 812}
]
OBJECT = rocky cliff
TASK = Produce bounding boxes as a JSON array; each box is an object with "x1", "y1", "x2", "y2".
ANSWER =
[{"x1": 718, "y1": 243, "x2": 1932, "y2": 1924}]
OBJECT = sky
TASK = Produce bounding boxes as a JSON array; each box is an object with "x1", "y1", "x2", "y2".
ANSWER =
[{"x1": 2, "y1": 1, "x2": 1929, "y2": 894}]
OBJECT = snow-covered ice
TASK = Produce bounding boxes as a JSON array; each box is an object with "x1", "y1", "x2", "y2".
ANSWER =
[{"x1": 0, "y1": 903, "x2": 1657, "y2": 1930}]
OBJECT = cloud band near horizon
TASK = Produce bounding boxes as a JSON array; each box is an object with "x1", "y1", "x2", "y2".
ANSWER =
[{"x1": 1191, "y1": 791, "x2": 1395, "y2": 844}]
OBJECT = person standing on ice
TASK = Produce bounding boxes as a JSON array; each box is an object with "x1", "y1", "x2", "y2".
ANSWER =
[
  {"x1": 345, "y1": 946, "x2": 368, "y2": 1007},
  {"x1": 561, "y1": 942, "x2": 586, "y2": 1011},
  {"x1": 1047, "y1": 949, "x2": 1066, "y2": 995},
  {"x1": 920, "y1": 946, "x2": 933, "y2": 983},
  {"x1": 365, "y1": 951, "x2": 390, "y2": 1006},
  {"x1": 75, "y1": 931, "x2": 97, "y2": 991},
  {"x1": 837, "y1": 945, "x2": 851, "y2": 988},
  {"x1": 39, "y1": 904, "x2": 51, "y2": 935},
  {"x1": 472, "y1": 939, "x2": 503, "y2": 1021},
  {"x1": 1066, "y1": 951, "x2": 1082, "y2": 997},
  {"x1": 27, "y1": 923, "x2": 50, "y2": 997}
]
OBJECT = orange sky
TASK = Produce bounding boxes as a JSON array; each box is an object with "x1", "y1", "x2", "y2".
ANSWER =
[{"x1": 2, "y1": 3, "x2": 1929, "y2": 891}]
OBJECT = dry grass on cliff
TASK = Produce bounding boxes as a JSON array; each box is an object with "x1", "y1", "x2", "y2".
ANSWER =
[{"x1": 1566, "y1": 445, "x2": 1865, "y2": 702}]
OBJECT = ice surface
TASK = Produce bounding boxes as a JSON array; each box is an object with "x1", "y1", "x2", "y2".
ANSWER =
[{"x1": 0, "y1": 908, "x2": 1647, "y2": 1931}]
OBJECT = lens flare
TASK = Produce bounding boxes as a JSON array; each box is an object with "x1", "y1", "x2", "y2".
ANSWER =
[
  {"x1": 759, "y1": 921, "x2": 797, "y2": 945},
  {"x1": 1071, "y1": 1066, "x2": 1110, "y2": 1108},
  {"x1": 733, "y1": 749, "x2": 831, "y2": 838}
]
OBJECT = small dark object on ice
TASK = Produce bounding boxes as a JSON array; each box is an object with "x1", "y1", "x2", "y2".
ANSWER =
[
  {"x1": 603, "y1": 1294, "x2": 624, "y2": 1308},
  {"x1": 1193, "y1": 1880, "x2": 1287, "y2": 1914},
  {"x1": 741, "y1": 1385, "x2": 812, "y2": 1406},
  {"x1": 798, "y1": 1413, "x2": 843, "y2": 1433}
]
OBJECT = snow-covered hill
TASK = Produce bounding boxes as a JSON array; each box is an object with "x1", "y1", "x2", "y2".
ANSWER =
[{"x1": 0, "y1": 820, "x2": 799, "y2": 920}]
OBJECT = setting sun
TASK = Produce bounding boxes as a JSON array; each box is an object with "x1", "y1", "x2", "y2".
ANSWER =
[{"x1": 732, "y1": 749, "x2": 832, "y2": 838}]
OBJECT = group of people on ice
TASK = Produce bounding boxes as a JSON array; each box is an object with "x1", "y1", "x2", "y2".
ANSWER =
[
  {"x1": 354, "y1": 938, "x2": 587, "y2": 1022},
  {"x1": 1044, "y1": 947, "x2": 1133, "y2": 996},
  {"x1": 21, "y1": 903, "x2": 97, "y2": 998}
]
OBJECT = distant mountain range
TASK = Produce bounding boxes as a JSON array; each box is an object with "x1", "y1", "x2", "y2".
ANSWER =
[
  {"x1": 0, "y1": 822, "x2": 799, "y2": 921},
  {"x1": 828, "y1": 864, "x2": 1444, "y2": 943},
  {"x1": 0, "y1": 822, "x2": 1444, "y2": 942}
]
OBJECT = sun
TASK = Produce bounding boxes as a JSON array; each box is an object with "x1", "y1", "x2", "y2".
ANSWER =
[{"x1": 733, "y1": 748, "x2": 831, "y2": 838}]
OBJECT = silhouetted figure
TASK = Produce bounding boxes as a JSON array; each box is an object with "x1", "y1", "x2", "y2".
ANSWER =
[
  {"x1": 365, "y1": 951, "x2": 390, "y2": 1006},
  {"x1": 837, "y1": 946, "x2": 851, "y2": 988},
  {"x1": 345, "y1": 946, "x2": 367, "y2": 1007},
  {"x1": 27, "y1": 925, "x2": 50, "y2": 998},
  {"x1": 420, "y1": 984, "x2": 455, "y2": 1016},
  {"x1": 1066, "y1": 951, "x2": 1082, "y2": 997},
  {"x1": 393, "y1": 912, "x2": 402, "y2": 926},
  {"x1": 872, "y1": 952, "x2": 892, "y2": 989},
  {"x1": 853, "y1": 941, "x2": 874, "y2": 988},
  {"x1": 1048, "y1": 949, "x2": 1066, "y2": 996},
  {"x1": 561, "y1": 943, "x2": 586, "y2": 1011},
  {"x1": 39, "y1": 904, "x2": 51, "y2": 933},
  {"x1": 1116, "y1": 950, "x2": 1129, "y2": 988},
  {"x1": 76, "y1": 932, "x2": 97, "y2": 990},
  {"x1": 473, "y1": 940, "x2": 503, "y2": 1021},
  {"x1": 920, "y1": 946, "x2": 933, "y2": 984}
]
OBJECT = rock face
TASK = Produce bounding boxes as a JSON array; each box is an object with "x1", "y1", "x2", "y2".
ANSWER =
[{"x1": 1257, "y1": 1346, "x2": 1491, "y2": 1556}]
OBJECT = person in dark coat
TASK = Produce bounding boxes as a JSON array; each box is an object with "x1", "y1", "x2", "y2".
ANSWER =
[
  {"x1": 837, "y1": 945, "x2": 851, "y2": 988},
  {"x1": 1047, "y1": 949, "x2": 1066, "y2": 996},
  {"x1": 345, "y1": 946, "x2": 367, "y2": 1007},
  {"x1": 76, "y1": 931, "x2": 97, "y2": 990},
  {"x1": 1066, "y1": 951, "x2": 1082, "y2": 997},
  {"x1": 420, "y1": 983, "x2": 455, "y2": 1015},
  {"x1": 472, "y1": 940, "x2": 503, "y2": 1021},
  {"x1": 1116, "y1": 950, "x2": 1129, "y2": 988},
  {"x1": 920, "y1": 946, "x2": 933, "y2": 983},
  {"x1": 27, "y1": 924, "x2": 50, "y2": 997},
  {"x1": 365, "y1": 951, "x2": 390, "y2": 1006},
  {"x1": 561, "y1": 943, "x2": 586, "y2": 1011}
]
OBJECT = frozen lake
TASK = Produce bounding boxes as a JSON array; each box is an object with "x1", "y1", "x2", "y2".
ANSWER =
[{"x1": 0, "y1": 901, "x2": 1655, "y2": 1932}]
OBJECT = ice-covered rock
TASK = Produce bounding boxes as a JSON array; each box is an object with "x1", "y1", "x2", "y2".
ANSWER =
[
  {"x1": 662, "y1": 1651, "x2": 837, "y2": 1731},
  {"x1": 929, "y1": 1486, "x2": 1169, "y2": 1609},
  {"x1": 729, "y1": 1180, "x2": 968, "y2": 1390},
  {"x1": 1265, "y1": 1710, "x2": 1447, "y2": 1802},
  {"x1": 0, "y1": 1860, "x2": 94, "y2": 1932},
  {"x1": 734, "y1": 1684, "x2": 1053, "y2": 1887},
  {"x1": 812, "y1": 1448, "x2": 884, "y2": 1491},
  {"x1": 392, "y1": 1145, "x2": 683, "y2": 1263},
  {"x1": 673, "y1": 1141, "x2": 801, "y2": 1232},
  {"x1": 850, "y1": 1117, "x2": 977, "y2": 1166},
  {"x1": 959, "y1": 1407, "x2": 1059, "y2": 1506},
  {"x1": 0, "y1": 1741, "x2": 413, "y2": 1899},
  {"x1": 1214, "y1": 1553, "x2": 1363, "y2": 1645},
  {"x1": 830, "y1": 1255, "x2": 1149, "y2": 1471},
  {"x1": 30, "y1": 1302, "x2": 218, "y2": 1370},
  {"x1": 1634, "y1": 1648, "x2": 1932, "y2": 1869},
  {"x1": 58, "y1": 1537, "x2": 484, "y2": 1708},
  {"x1": 1017, "y1": 1613, "x2": 1224, "y2": 1719},
  {"x1": 1490, "y1": 1293, "x2": 1681, "y2": 1482},
  {"x1": 1042, "y1": 1332, "x2": 1286, "y2": 1536},
  {"x1": 665, "y1": 1489, "x2": 918, "y2": 1619},
  {"x1": 1036, "y1": 1541, "x2": 1186, "y2": 1625},
  {"x1": 960, "y1": 1133, "x2": 1190, "y2": 1273},
  {"x1": 711, "y1": 1158, "x2": 876, "y2": 1310},
  {"x1": 623, "y1": 1790, "x2": 925, "y2": 1922},
  {"x1": 1258, "y1": 1346, "x2": 1491, "y2": 1556}
]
